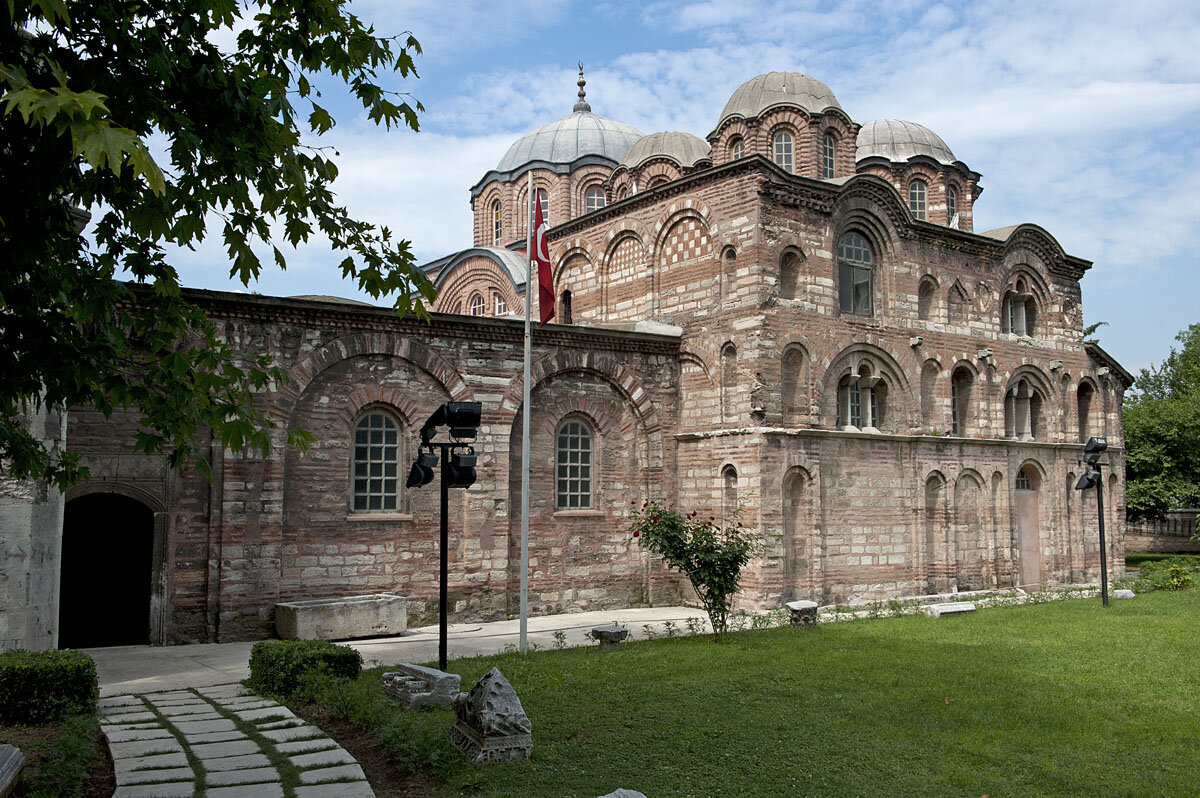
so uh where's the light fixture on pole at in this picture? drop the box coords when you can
[1074,436,1109,606]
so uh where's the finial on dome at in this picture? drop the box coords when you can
[573,62,591,113]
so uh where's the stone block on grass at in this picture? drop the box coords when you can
[380,663,461,709]
[785,600,819,629]
[1,745,26,798]
[275,594,407,640]
[589,625,629,651]
[449,667,531,764]
[923,602,976,618]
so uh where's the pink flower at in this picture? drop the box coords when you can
[642,501,648,508]
[633,530,640,537]
[652,516,660,521]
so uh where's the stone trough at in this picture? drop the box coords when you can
[275,593,407,640]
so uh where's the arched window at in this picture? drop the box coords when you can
[779,249,802,300]
[722,342,737,422]
[1077,382,1095,442]
[822,134,836,179]
[468,293,485,317]
[782,348,805,421]
[559,289,573,324]
[918,277,937,321]
[1005,379,1042,441]
[616,185,629,201]
[351,412,400,512]
[555,419,592,509]
[722,465,738,524]
[947,282,968,324]
[730,136,745,159]
[908,179,927,220]
[585,185,606,213]
[536,188,549,224]
[492,200,503,245]
[946,185,958,225]
[1002,278,1037,336]
[647,175,670,188]
[837,369,885,431]
[494,293,508,315]
[1015,467,1033,491]
[773,130,793,173]
[837,233,873,316]
[951,367,973,436]
[722,247,737,303]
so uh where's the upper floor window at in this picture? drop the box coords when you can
[1001,278,1037,336]
[494,293,508,315]
[469,293,486,317]
[947,186,958,225]
[779,249,802,300]
[730,136,744,159]
[585,185,606,213]
[492,200,502,245]
[773,131,793,173]
[822,134,836,179]
[352,412,400,512]
[556,419,592,509]
[722,342,737,422]
[1004,379,1042,440]
[536,188,549,225]
[908,180,927,220]
[837,233,873,316]
[647,175,670,188]
[722,247,737,303]
[722,465,738,524]
[951,367,974,436]
[837,371,886,431]
[918,277,936,321]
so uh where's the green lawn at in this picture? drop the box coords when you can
[326,591,1200,797]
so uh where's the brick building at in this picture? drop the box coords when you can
[2,71,1133,648]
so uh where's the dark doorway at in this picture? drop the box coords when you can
[59,493,154,648]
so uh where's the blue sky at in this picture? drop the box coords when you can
[170,0,1200,376]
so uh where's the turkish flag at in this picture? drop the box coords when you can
[533,198,554,325]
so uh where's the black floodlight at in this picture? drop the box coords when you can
[1082,436,1107,466]
[446,401,482,441]
[419,405,448,443]
[406,447,439,488]
[447,448,478,488]
[1075,470,1099,491]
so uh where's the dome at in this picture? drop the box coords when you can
[719,72,842,124]
[618,131,711,169]
[495,111,644,173]
[856,119,957,166]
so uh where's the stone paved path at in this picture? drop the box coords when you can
[99,683,375,798]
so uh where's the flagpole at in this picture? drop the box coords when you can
[519,171,533,654]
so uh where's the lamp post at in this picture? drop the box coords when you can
[405,401,482,669]
[1074,436,1109,606]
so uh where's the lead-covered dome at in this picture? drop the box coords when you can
[618,131,711,169]
[856,119,957,165]
[719,72,842,125]
[495,111,644,173]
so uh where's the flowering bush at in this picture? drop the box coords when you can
[629,500,763,637]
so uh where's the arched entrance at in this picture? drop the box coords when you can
[59,493,154,648]
[1015,465,1042,589]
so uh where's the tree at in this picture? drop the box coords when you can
[1,0,433,487]
[1123,323,1200,517]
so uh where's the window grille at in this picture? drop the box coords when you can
[773,131,793,173]
[822,134,835,179]
[352,413,399,512]
[556,420,592,509]
[909,180,927,220]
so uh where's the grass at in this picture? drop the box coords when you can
[0,712,109,798]
[295,589,1200,797]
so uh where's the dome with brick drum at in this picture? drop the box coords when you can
[618,131,712,170]
[495,111,644,172]
[718,72,842,124]
[856,119,958,166]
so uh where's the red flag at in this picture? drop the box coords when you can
[533,197,554,325]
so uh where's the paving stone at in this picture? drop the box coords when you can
[197,684,252,699]
[257,718,307,730]
[208,783,285,798]
[260,725,325,743]
[187,729,249,744]
[104,727,174,744]
[299,763,367,784]
[289,748,357,769]
[102,721,162,732]
[98,695,143,708]
[108,738,184,760]
[217,698,278,711]
[205,766,280,786]
[145,695,205,707]
[114,751,189,774]
[294,780,375,798]
[199,753,272,771]
[102,711,158,724]
[173,718,237,735]
[158,703,217,717]
[100,704,151,718]
[234,706,295,723]
[144,690,195,701]
[189,740,260,759]
[113,781,195,797]
[121,766,195,785]
[273,737,337,755]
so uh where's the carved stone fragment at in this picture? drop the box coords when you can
[589,625,629,650]
[448,668,531,764]
[380,663,461,710]
[785,600,818,629]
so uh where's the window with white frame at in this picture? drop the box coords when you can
[908,179,927,220]
[730,136,745,159]
[536,188,549,224]
[555,419,592,509]
[837,233,873,316]
[469,293,485,316]
[837,368,886,431]
[351,412,400,512]
[494,293,508,315]
[947,186,958,223]
[822,134,836,179]
[773,131,793,173]
[492,200,502,245]
[585,185,606,213]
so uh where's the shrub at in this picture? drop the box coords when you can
[630,500,763,637]
[1121,555,1200,594]
[0,649,97,724]
[247,639,362,696]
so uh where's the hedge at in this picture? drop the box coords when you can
[247,639,362,696]
[0,649,98,724]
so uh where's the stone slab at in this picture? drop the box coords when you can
[1112,589,1136,599]
[114,751,190,774]
[108,738,185,760]
[99,695,144,708]
[923,601,977,618]
[0,744,25,798]
[217,699,278,711]
[258,718,307,730]
[189,740,260,759]
[275,593,407,640]
[261,725,325,743]
[380,663,461,710]
[173,719,237,735]
[144,690,194,701]
[158,704,217,717]
[289,748,358,769]
[120,766,195,785]
[187,730,248,744]
[599,791,649,798]
[200,753,272,771]
[197,684,252,699]
[274,737,337,755]
[208,784,285,798]
[234,706,295,723]
[205,766,281,786]
[113,782,195,797]
[299,763,367,784]
[104,727,174,744]
[294,781,376,798]
[102,711,158,724]
[101,721,161,732]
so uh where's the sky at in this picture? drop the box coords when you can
[165,0,1200,376]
